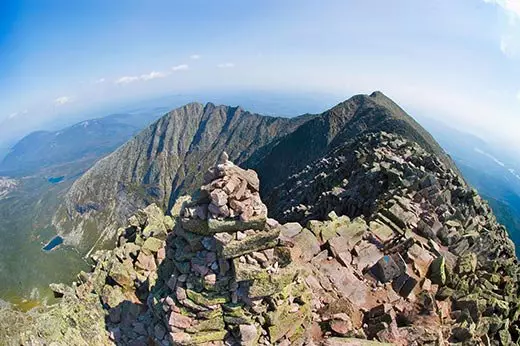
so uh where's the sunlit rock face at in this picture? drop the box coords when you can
[0,177,17,199]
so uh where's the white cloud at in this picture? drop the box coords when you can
[140,71,167,81]
[95,78,106,84]
[190,54,201,60]
[485,0,520,57]
[115,71,169,85]
[115,76,140,85]
[172,64,189,71]
[217,62,235,68]
[54,96,72,105]
[485,0,520,17]
[500,33,520,58]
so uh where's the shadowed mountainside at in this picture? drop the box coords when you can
[53,102,312,254]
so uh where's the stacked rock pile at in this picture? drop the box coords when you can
[41,153,313,346]
[150,152,312,345]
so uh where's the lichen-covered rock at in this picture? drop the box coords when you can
[429,256,446,286]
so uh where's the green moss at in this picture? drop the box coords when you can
[186,314,225,333]
[248,265,298,298]
[190,330,227,343]
[186,289,229,306]
[267,299,311,343]
[219,228,280,259]
[208,216,267,234]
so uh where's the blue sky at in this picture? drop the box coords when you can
[1,0,519,150]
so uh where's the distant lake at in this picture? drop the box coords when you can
[42,236,64,251]
[48,176,65,184]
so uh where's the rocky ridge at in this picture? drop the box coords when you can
[268,131,519,344]
[52,102,311,255]
[3,139,520,345]
[52,92,455,258]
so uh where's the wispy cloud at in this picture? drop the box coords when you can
[115,70,169,85]
[140,71,167,81]
[2,110,26,123]
[190,54,201,60]
[217,62,235,68]
[172,64,189,71]
[54,96,72,105]
[94,78,106,84]
[115,76,140,85]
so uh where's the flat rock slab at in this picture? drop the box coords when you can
[180,216,266,235]
[352,241,383,273]
[209,216,266,233]
[313,256,376,310]
[369,221,395,243]
[323,337,393,345]
[292,228,321,262]
[280,222,303,238]
[219,228,280,259]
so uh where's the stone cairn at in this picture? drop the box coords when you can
[151,152,311,345]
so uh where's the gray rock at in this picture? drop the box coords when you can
[239,324,258,345]
[280,222,303,238]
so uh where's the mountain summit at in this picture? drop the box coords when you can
[52,92,458,257]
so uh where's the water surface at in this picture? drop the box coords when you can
[42,236,64,251]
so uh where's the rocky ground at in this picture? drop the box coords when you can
[1,138,519,345]
[0,177,17,199]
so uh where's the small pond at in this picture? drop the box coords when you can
[48,176,65,184]
[42,236,64,251]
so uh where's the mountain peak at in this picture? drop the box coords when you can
[369,90,386,98]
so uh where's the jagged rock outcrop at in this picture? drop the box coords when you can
[267,131,519,344]
[2,144,520,345]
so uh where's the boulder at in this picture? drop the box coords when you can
[280,222,303,238]
[292,228,321,262]
[370,255,406,283]
[109,261,134,289]
[428,256,446,286]
[456,252,477,275]
[239,324,259,345]
[141,237,163,254]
